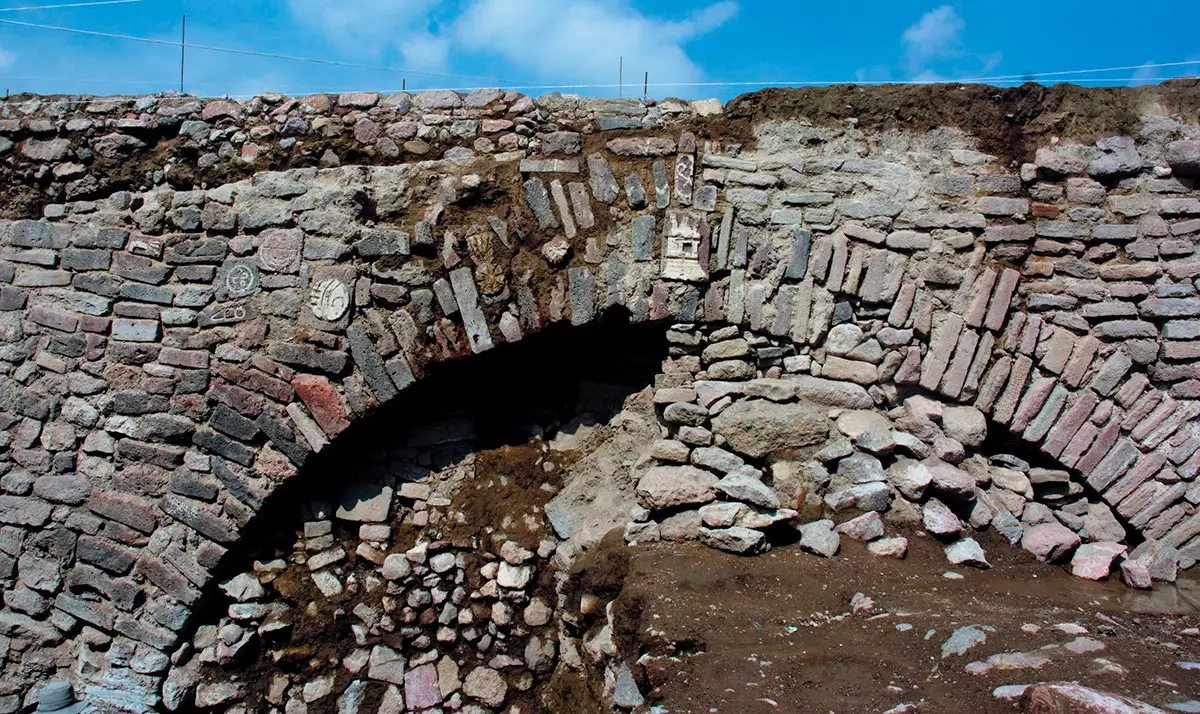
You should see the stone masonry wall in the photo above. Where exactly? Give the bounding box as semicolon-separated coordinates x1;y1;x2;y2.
0;82;1199;711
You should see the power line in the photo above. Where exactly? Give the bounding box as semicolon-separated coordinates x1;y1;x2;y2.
0;74;176;84
0;0;141;11
448;60;1200;92
0;17;523;84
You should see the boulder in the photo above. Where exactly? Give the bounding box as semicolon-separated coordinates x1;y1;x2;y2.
798;519;840;557
825;323;864;356
711;399;828;459
836;453;886;484
992;467;1033;498
868;536;908;558
699;526;767;555
336;482;393;522
1083;503;1126;543
699;502;748;528
462;667;507;707
790;376;873;408
716;470;779;509
835;410;890;439
659;510;702;541
736;507;797;530
1020;682;1169;713
1070;542;1126;580
662;402;709;426
1021;522;1081;563
1129;540;1179;582
942;625;988;658
612;662;644;708
888;459;932;501
1119;559;1153;589
690;446;745;474
1166;139;1200;177
824;482;892;512
992;509;1024;544
945;538;990;569
924;459;976;500
835;511;884;541
635;466;718;510
923;499;963;538
941;406;987;447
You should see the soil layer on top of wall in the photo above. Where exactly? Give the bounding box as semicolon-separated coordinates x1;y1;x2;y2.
725;79;1200;167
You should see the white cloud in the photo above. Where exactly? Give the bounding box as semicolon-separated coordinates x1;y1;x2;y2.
902;5;964;68
451;0;736;88
0;45;15;72
280;0;735;91
399;32;452;73
661;2;739;42
285;0;441;51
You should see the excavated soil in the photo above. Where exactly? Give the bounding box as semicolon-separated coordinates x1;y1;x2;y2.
725;79;1200;168
604;531;1200;714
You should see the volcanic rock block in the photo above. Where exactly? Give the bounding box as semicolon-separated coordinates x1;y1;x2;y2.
790;376;874;408
699;526;767;555
636;466;719;510
888;459;933;501
336;483;393;523
1167;139;1200;177
945;538;990;569
1120;559;1153;589
923;499;963;538
868;536;908;558
1020;682;1169;713
798;519;840;557
942;625;988;658
717;470;779;509
1021;522;1082;563
1069;542;1126;580
835;511;884;541
711;399;828;459
699;502;748;528
368;645;405;685
941;406;987;447
825;482;892;513
462;667;507;707
924;459;977;500
837;453;886;484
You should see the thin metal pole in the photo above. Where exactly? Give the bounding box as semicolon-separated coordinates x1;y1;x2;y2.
402;78;406;91
618;56;622;97
643;71;648;100
179;14;185;94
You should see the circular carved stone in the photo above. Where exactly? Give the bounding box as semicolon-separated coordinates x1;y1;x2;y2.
225;263;256;294
309;278;350;322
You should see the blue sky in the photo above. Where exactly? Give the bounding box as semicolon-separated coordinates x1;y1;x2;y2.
0;0;1197;100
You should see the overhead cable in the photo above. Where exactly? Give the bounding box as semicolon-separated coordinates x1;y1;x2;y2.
0;17;522;84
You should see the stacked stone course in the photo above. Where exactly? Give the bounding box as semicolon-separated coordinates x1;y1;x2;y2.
0;83;1198;711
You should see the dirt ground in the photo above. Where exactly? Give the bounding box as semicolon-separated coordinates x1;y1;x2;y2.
606;531;1200;714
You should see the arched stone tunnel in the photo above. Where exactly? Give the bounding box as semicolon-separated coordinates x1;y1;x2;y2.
1;81;1199;712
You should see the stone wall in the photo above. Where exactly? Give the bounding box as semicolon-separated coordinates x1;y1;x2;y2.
0;81;1199;711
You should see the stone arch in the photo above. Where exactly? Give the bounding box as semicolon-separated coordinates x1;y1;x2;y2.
0;84;1198;710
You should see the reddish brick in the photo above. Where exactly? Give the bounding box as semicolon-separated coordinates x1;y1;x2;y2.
291;374;351;436
1032;202;1060;219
